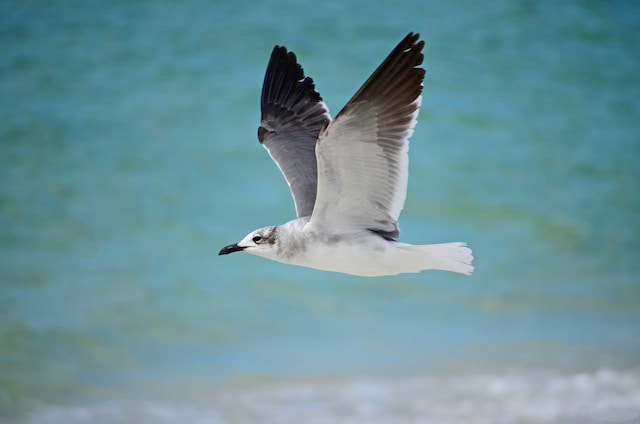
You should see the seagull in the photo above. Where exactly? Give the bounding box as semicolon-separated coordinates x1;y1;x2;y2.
219;32;473;277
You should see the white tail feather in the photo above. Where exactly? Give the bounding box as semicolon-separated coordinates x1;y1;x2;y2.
397;242;474;275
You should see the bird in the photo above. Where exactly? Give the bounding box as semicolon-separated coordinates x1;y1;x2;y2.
219;32;473;277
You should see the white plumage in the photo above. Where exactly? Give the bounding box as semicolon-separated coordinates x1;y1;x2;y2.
219;33;473;277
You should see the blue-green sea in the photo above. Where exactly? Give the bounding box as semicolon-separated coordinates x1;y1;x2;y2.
2;1;640;423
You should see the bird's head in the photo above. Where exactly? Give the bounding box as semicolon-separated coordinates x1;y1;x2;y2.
219;226;278;258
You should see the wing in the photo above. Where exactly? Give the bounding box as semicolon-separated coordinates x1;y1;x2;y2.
258;46;331;218
309;32;425;238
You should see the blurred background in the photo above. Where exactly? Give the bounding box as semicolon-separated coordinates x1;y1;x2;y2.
1;0;639;423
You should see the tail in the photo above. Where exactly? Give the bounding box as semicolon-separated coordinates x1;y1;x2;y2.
397;242;474;275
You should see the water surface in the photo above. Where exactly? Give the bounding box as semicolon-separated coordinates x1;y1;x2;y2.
1;1;639;422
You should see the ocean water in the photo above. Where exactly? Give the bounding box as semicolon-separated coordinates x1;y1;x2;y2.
1;0;640;423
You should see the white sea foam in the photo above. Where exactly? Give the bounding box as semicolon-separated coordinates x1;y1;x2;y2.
7;368;640;424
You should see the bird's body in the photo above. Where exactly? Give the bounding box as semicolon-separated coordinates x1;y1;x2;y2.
228;217;472;277
219;33;474;277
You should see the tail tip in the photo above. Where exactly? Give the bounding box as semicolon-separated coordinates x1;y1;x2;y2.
450;242;474;275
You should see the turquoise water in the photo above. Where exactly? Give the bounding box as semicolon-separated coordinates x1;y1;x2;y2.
2;0;640;422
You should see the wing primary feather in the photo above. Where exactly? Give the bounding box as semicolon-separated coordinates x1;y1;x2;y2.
335;32;424;119
258;45;331;218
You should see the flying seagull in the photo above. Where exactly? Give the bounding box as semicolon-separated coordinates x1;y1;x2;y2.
219;32;473;276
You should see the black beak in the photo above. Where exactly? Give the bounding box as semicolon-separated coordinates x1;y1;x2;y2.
218;243;246;255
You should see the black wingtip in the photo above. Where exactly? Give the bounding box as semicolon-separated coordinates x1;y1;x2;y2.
335;31;425;119
260;45;323;113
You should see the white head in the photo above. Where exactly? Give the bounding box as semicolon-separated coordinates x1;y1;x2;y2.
219;226;279;259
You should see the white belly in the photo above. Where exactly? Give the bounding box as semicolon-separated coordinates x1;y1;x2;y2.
279;233;406;276
272;230;473;276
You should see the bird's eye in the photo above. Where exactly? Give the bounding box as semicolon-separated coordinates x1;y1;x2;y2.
252;235;262;243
